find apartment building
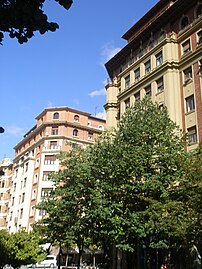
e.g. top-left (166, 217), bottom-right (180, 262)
top-left (105, 0), bottom-right (202, 151)
top-left (7, 107), bottom-right (105, 232)
top-left (0, 158), bottom-right (13, 230)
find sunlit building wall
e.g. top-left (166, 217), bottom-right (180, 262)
top-left (0, 158), bottom-right (13, 230)
top-left (105, 0), bottom-right (202, 151)
top-left (7, 107), bottom-right (105, 232)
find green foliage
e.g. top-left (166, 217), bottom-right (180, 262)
top-left (0, 229), bottom-right (10, 267)
top-left (0, 229), bottom-right (45, 268)
top-left (37, 98), bottom-right (200, 262)
top-left (0, 0), bottom-right (73, 44)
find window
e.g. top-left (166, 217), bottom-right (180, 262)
top-left (134, 91), bottom-right (140, 102)
top-left (44, 155), bottom-right (56, 165)
top-left (71, 143), bottom-right (77, 150)
top-left (88, 132), bottom-right (93, 140)
top-left (41, 188), bottom-right (52, 197)
top-left (156, 51), bottom-right (163, 66)
top-left (43, 172), bottom-right (50, 181)
top-left (125, 98), bottom-right (130, 110)
top-left (188, 126), bottom-right (197, 143)
top-left (34, 174), bottom-right (38, 184)
top-left (156, 77), bottom-right (164, 93)
top-left (51, 126), bottom-right (58, 135)
top-left (20, 208), bottom-right (23, 219)
top-left (196, 5), bottom-right (202, 18)
top-left (32, 190), bottom-right (36, 200)
top-left (73, 129), bottom-right (78, 137)
top-left (199, 59), bottom-right (202, 73)
top-left (145, 60), bottom-right (151, 74)
top-left (186, 95), bottom-right (195, 113)
top-left (98, 125), bottom-right (104, 130)
top-left (182, 40), bottom-right (191, 54)
top-left (159, 30), bottom-right (166, 41)
top-left (25, 162), bottom-right (28, 172)
top-left (21, 193), bottom-right (25, 203)
top-left (197, 30), bottom-right (202, 45)
top-left (53, 112), bottom-right (59, 119)
top-left (74, 115), bottom-right (80, 122)
top-left (50, 141), bottom-right (57, 149)
top-left (125, 75), bottom-right (130, 88)
top-left (134, 68), bottom-right (140, 81)
top-left (39, 209), bottom-right (47, 217)
top-left (183, 66), bottom-right (192, 83)
top-left (180, 16), bottom-right (189, 30)
top-left (24, 178), bottom-right (27, 187)
top-left (145, 85), bottom-right (152, 97)
top-left (30, 206), bottom-right (35, 217)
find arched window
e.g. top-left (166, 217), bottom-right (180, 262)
top-left (180, 16), bottom-right (189, 30)
top-left (74, 115), bottom-right (79, 122)
top-left (53, 112), bottom-right (59, 120)
top-left (196, 5), bottom-right (202, 18)
top-left (73, 129), bottom-right (78, 137)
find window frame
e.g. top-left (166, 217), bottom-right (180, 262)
top-left (74, 115), bottom-right (80, 122)
top-left (134, 91), bottom-right (140, 102)
top-left (183, 66), bottom-right (193, 83)
top-left (185, 95), bottom-right (195, 113)
top-left (73, 129), bottom-right (78, 137)
top-left (44, 155), bottom-right (56, 165)
top-left (156, 77), bottom-right (164, 93)
top-left (134, 68), bottom-right (140, 81)
top-left (125, 74), bottom-right (130, 88)
top-left (145, 85), bottom-right (152, 97)
top-left (125, 98), bottom-right (130, 110)
top-left (188, 126), bottom-right (197, 144)
top-left (51, 126), bottom-right (58, 135)
top-left (197, 30), bottom-right (202, 45)
top-left (180, 16), bottom-right (189, 30)
top-left (144, 60), bottom-right (151, 74)
top-left (155, 51), bottom-right (163, 66)
top-left (53, 112), bottom-right (59, 120)
top-left (182, 39), bottom-right (191, 55)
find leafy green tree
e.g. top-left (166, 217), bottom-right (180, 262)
top-left (0, 0), bottom-right (73, 44)
top-left (0, 230), bottom-right (10, 268)
top-left (36, 147), bottom-right (93, 268)
top-left (37, 98), bottom-right (193, 268)
top-left (179, 142), bottom-right (202, 267)
top-left (0, 229), bottom-right (45, 268)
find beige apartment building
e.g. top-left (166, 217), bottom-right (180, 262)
top-left (0, 158), bottom-right (13, 230)
top-left (105, 0), bottom-right (202, 151)
top-left (7, 107), bottom-right (105, 232)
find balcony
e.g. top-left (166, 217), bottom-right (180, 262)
top-left (42, 146), bottom-right (61, 152)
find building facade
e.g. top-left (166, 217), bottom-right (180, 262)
top-left (7, 107), bottom-right (105, 232)
top-left (0, 158), bottom-right (13, 230)
top-left (105, 0), bottom-right (202, 151)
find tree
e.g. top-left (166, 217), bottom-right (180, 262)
top-left (37, 98), bottom-right (193, 268)
top-left (0, 0), bottom-right (73, 44)
top-left (0, 229), bottom-right (45, 268)
top-left (0, 230), bottom-right (10, 268)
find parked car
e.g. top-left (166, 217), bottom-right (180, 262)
top-left (35, 255), bottom-right (57, 268)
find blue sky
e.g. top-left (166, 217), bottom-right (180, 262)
top-left (0, 0), bottom-right (158, 161)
